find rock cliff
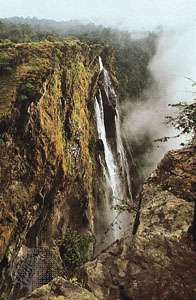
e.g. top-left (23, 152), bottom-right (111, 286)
top-left (0, 39), bottom-right (195, 300)
top-left (1, 39), bottom-right (132, 299)
top-left (17, 142), bottom-right (196, 300)
top-left (78, 142), bottom-right (196, 300)
top-left (20, 277), bottom-right (99, 300)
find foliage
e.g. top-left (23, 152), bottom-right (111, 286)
top-left (78, 28), bottom-right (157, 102)
top-left (0, 17), bottom-right (158, 180)
top-left (166, 101), bottom-right (196, 136)
top-left (154, 86), bottom-right (196, 144)
top-left (18, 82), bottom-right (36, 102)
top-left (0, 138), bottom-right (5, 145)
top-left (0, 52), bottom-right (9, 62)
top-left (0, 18), bottom-right (157, 104)
top-left (0, 20), bottom-right (57, 43)
top-left (58, 229), bottom-right (95, 270)
top-left (49, 255), bottom-right (64, 278)
top-left (0, 134), bottom-right (6, 145)
top-left (0, 52), bottom-right (14, 72)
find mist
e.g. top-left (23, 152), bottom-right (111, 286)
top-left (122, 24), bottom-right (196, 177)
top-left (1, 0), bottom-right (195, 31)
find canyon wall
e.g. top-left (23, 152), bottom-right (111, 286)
top-left (0, 40), bottom-right (137, 299)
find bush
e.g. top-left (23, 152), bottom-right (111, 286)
top-left (0, 134), bottom-right (6, 145)
top-left (155, 81), bottom-right (196, 144)
top-left (18, 82), bottom-right (36, 102)
top-left (58, 229), bottom-right (95, 270)
top-left (166, 101), bottom-right (196, 136)
top-left (0, 53), bottom-right (13, 72)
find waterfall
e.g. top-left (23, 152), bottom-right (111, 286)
top-left (115, 110), bottom-right (132, 197)
top-left (95, 93), bottom-right (120, 240)
top-left (95, 92), bottom-right (120, 198)
top-left (94, 57), bottom-right (133, 248)
top-left (98, 56), bottom-right (104, 72)
top-left (98, 56), bottom-right (132, 199)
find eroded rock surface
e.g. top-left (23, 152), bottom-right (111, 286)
top-left (0, 39), bottom-right (195, 300)
top-left (0, 40), bottom-right (104, 298)
top-left (19, 277), bottom-right (99, 300)
top-left (78, 143), bottom-right (196, 300)
top-left (0, 40), bottom-right (139, 299)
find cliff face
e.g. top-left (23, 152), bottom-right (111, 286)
top-left (16, 142), bottom-right (196, 300)
top-left (77, 143), bottom-right (196, 300)
top-left (1, 39), bottom-right (195, 300)
top-left (0, 40), bottom-right (109, 298)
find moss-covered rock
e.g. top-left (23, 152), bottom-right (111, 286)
top-left (0, 39), bottom-right (105, 298)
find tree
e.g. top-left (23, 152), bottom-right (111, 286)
top-left (166, 101), bottom-right (196, 136)
top-left (155, 81), bottom-right (196, 144)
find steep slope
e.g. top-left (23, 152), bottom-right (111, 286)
top-left (77, 143), bottom-right (196, 300)
top-left (0, 39), bottom-right (139, 299)
top-left (0, 39), bottom-right (104, 299)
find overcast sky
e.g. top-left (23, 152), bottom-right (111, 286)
top-left (0, 0), bottom-right (196, 30)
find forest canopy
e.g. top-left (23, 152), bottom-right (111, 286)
top-left (0, 17), bottom-right (158, 103)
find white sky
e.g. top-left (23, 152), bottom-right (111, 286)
top-left (0, 0), bottom-right (196, 30)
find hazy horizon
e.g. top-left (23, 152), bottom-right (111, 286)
top-left (1, 0), bottom-right (196, 31)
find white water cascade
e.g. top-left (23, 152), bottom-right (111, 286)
top-left (115, 110), bottom-right (132, 198)
top-left (95, 93), bottom-right (121, 241)
top-left (95, 91), bottom-right (120, 199)
top-left (94, 57), bottom-right (133, 247)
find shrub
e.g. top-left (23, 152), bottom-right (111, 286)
top-left (154, 83), bottom-right (196, 144)
top-left (19, 94), bottom-right (28, 101)
top-left (0, 53), bottom-right (13, 72)
top-left (18, 82), bottom-right (36, 102)
top-left (0, 138), bottom-right (5, 145)
top-left (58, 229), bottom-right (95, 270)
top-left (0, 134), bottom-right (6, 145)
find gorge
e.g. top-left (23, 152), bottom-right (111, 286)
top-left (0, 38), bottom-right (195, 300)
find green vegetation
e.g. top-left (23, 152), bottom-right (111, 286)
top-left (0, 52), bottom-right (14, 72)
top-left (166, 101), bottom-right (196, 136)
top-left (0, 134), bottom-right (6, 145)
top-left (58, 229), bottom-right (95, 270)
top-left (0, 20), bottom-right (59, 43)
top-left (0, 18), bottom-right (157, 103)
top-left (0, 17), bottom-right (158, 180)
top-left (155, 82), bottom-right (196, 144)
top-left (78, 28), bottom-right (157, 102)
top-left (18, 82), bottom-right (37, 102)
top-left (0, 138), bottom-right (5, 145)
top-left (0, 53), bottom-right (10, 63)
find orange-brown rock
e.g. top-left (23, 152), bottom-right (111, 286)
top-left (0, 39), bottom-right (103, 299)
top-left (78, 143), bottom-right (196, 300)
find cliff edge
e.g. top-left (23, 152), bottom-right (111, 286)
top-left (77, 142), bottom-right (196, 300)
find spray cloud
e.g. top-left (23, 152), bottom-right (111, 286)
top-left (122, 24), bottom-right (196, 177)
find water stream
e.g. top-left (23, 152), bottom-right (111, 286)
top-left (94, 57), bottom-right (133, 245)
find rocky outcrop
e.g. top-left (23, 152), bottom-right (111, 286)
top-left (20, 277), bottom-right (99, 300)
top-left (0, 39), bottom-right (106, 298)
top-left (78, 143), bottom-right (196, 300)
